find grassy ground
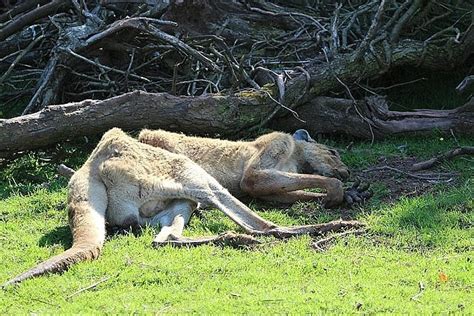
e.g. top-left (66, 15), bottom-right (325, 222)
top-left (0, 133), bottom-right (472, 313)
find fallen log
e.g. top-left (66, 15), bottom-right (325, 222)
top-left (274, 96), bottom-right (474, 139)
top-left (1, 90), bottom-right (473, 158)
top-left (0, 90), bottom-right (273, 157)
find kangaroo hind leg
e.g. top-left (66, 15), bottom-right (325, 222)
top-left (151, 199), bottom-right (196, 247)
top-left (150, 198), bottom-right (261, 248)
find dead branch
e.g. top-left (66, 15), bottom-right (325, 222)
top-left (0, 0), bottom-right (70, 42)
top-left (411, 281), bottom-right (425, 301)
top-left (390, 0), bottom-right (422, 43)
top-left (411, 147), bottom-right (474, 171)
top-left (274, 96), bottom-right (474, 139)
top-left (146, 24), bottom-right (219, 72)
top-left (66, 48), bottom-right (151, 82)
top-left (66, 275), bottom-right (114, 300)
top-left (354, 0), bottom-right (387, 60)
top-left (21, 53), bottom-right (65, 115)
top-left (311, 229), bottom-right (366, 252)
top-left (362, 165), bottom-right (456, 181)
top-left (456, 75), bottom-right (474, 94)
top-left (0, 0), bottom-right (49, 24)
top-left (0, 34), bottom-right (44, 84)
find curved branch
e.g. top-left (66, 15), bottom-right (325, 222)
top-left (411, 147), bottom-right (474, 171)
top-left (0, 0), bottom-right (69, 42)
top-left (0, 0), bottom-right (49, 23)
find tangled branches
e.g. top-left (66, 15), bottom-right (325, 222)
top-left (0, 0), bottom-right (472, 119)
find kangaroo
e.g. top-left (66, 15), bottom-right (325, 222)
top-left (138, 129), bottom-right (369, 207)
top-left (3, 128), bottom-right (361, 287)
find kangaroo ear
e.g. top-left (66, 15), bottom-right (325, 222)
top-left (293, 129), bottom-right (312, 142)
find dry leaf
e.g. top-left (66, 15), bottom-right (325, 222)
top-left (438, 272), bottom-right (448, 282)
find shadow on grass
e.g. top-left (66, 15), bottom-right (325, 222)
top-left (39, 225), bottom-right (72, 249)
top-left (0, 141), bottom-right (95, 199)
top-left (38, 224), bottom-right (148, 251)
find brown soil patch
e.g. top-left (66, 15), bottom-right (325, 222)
top-left (355, 156), bottom-right (457, 202)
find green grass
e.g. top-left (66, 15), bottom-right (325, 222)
top-left (0, 134), bottom-right (473, 313)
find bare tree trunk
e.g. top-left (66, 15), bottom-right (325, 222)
top-left (0, 90), bottom-right (272, 157)
top-left (273, 96), bottom-right (474, 139)
top-left (0, 0), bottom-right (473, 153)
top-left (1, 91), bottom-right (472, 157)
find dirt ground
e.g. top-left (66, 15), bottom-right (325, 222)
top-left (357, 156), bottom-right (458, 203)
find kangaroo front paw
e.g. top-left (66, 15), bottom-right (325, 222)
top-left (344, 179), bottom-right (373, 206)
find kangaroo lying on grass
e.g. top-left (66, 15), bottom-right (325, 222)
top-left (139, 129), bottom-right (370, 207)
top-left (3, 128), bottom-right (362, 287)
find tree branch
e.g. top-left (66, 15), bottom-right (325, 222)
top-left (411, 147), bottom-right (474, 171)
top-left (0, 0), bottom-right (69, 42)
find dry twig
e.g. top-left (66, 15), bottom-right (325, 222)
top-left (311, 228), bottom-right (366, 251)
top-left (411, 147), bottom-right (474, 171)
top-left (411, 281), bottom-right (425, 301)
top-left (66, 275), bottom-right (114, 300)
top-left (363, 165), bottom-right (456, 181)
top-left (0, 34), bottom-right (44, 84)
top-left (0, 0), bottom-right (69, 41)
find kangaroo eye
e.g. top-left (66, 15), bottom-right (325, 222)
top-left (329, 149), bottom-right (339, 156)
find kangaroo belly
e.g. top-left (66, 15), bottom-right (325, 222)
top-left (105, 185), bottom-right (177, 228)
top-left (139, 199), bottom-right (171, 218)
top-left (100, 168), bottom-right (185, 227)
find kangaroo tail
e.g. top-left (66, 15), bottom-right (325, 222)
top-left (2, 174), bottom-right (107, 288)
top-left (2, 243), bottom-right (102, 287)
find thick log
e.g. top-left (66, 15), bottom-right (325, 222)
top-left (1, 90), bottom-right (473, 157)
top-left (0, 90), bottom-right (273, 157)
top-left (273, 96), bottom-right (474, 139)
top-left (282, 39), bottom-right (473, 108)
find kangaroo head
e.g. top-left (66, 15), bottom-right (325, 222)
top-left (293, 129), bottom-right (349, 181)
